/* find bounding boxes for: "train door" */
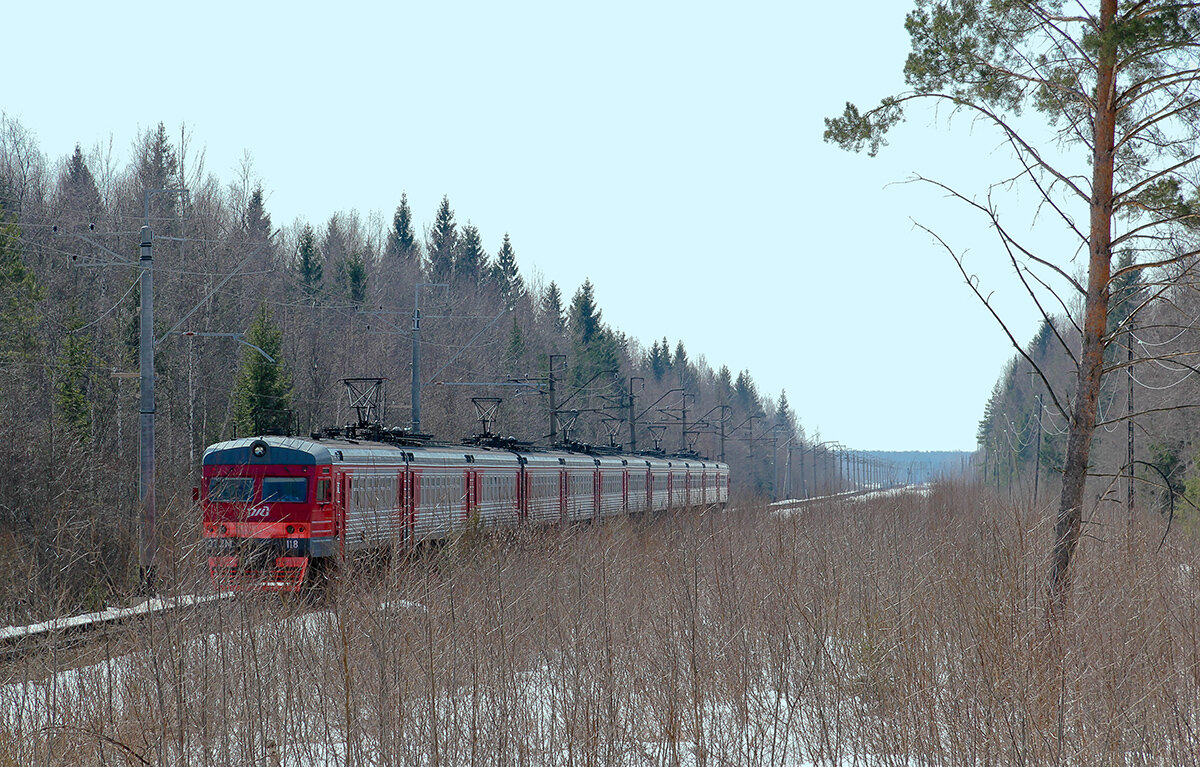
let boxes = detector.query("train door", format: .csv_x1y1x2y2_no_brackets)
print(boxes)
400,462,414,548
559,467,567,524
667,470,674,508
593,468,601,522
473,469,482,518
336,472,350,556
463,468,478,522
622,465,629,513
517,460,528,522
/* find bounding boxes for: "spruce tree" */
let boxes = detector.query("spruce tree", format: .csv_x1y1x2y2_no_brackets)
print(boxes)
734,371,762,416
385,192,421,266
0,206,43,365
337,251,368,305
231,303,293,436
60,145,102,228
296,224,322,297
137,123,180,225
541,281,566,334
456,222,487,286
243,186,272,244
493,233,524,309
505,316,526,370
716,365,733,404
54,306,94,440
568,280,602,346
774,390,797,439
427,195,457,284
648,339,669,381
673,340,691,390
568,280,620,390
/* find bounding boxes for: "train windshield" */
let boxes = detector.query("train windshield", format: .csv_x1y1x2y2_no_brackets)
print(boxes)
262,477,308,503
207,477,255,503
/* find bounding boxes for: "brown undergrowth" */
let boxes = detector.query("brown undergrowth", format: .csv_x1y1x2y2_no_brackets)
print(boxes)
2,482,1198,765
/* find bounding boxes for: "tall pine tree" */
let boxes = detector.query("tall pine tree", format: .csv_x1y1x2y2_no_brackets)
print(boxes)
825,0,1200,601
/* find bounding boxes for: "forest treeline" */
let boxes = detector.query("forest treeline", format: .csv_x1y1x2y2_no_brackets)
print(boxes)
977,247,1200,526
0,117,830,618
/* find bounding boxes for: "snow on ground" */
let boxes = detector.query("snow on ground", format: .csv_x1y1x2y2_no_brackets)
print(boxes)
0,592,232,643
770,484,932,514
1,603,911,767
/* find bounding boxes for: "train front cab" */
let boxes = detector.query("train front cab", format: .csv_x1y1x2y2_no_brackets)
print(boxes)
201,438,334,592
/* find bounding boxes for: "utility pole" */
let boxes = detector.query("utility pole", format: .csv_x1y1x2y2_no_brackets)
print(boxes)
770,426,781,501
410,282,447,434
719,412,726,462
548,354,566,443
811,446,819,496
680,392,691,452
411,288,421,434
137,186,186,596
784,442,792,500
628,377,643,452
1033,393,1044,507
138,224,155,594
798,446,807,498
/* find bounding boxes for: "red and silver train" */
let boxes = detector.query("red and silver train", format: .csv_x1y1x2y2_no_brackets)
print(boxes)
201,435,730,591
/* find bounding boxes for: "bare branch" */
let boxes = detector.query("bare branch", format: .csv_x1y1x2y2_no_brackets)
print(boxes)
917,221,1071,420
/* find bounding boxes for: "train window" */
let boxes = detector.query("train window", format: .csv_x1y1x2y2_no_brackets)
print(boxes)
207,477,255,503
316,478,331,504
263,477,308,503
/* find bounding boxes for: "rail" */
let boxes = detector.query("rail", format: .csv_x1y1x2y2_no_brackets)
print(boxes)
0,592,233,658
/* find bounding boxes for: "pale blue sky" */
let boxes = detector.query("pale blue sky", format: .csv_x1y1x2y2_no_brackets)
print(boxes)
6,1,1084,450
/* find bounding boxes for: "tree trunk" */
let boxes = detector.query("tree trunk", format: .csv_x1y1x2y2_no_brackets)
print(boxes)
1049,0,1119,606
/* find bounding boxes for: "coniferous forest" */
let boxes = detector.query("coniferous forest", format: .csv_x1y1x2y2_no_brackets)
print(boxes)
0,118,835,620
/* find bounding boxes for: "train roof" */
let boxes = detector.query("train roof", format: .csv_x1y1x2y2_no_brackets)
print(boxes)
203,437,333,466
203,435,727,469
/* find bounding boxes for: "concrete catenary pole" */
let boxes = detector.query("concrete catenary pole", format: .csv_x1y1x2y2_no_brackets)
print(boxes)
548,355,565,443
411,285,422,434
628,377,643,452
138,225,156,594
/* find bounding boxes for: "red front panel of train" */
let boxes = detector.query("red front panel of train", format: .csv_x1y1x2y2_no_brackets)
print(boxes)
202,463,331,591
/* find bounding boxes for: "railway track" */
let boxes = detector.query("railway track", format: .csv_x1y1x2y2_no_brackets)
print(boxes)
0,592,234,662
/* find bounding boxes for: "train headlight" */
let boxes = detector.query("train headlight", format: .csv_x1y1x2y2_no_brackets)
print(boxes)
251,441,268,458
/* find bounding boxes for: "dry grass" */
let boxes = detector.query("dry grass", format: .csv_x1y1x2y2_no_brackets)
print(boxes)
2,482,1199,765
